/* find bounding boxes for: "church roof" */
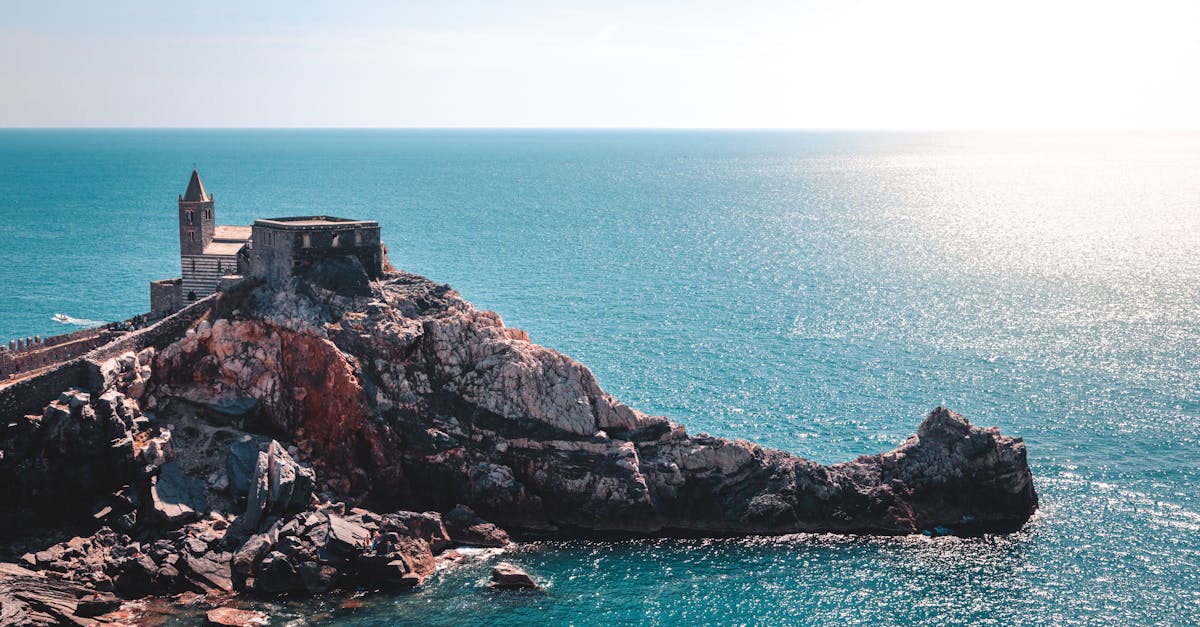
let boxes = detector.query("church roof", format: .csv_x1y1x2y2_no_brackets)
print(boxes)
213,225,252,242
182,169,210,202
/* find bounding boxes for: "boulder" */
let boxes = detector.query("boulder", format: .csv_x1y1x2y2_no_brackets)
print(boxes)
444,505,509,547
326,514,370,555
184,552,233,592
231,532,275,577
382,511,452,553
151,461,206,525
254,551,298,595
490,562,538,590
205,607,269,626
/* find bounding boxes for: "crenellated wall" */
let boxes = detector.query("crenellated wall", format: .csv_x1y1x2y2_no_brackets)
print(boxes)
0,295,217,420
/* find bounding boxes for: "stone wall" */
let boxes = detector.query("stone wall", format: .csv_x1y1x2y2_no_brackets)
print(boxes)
0,360,90,420
1,312,157,381
0,332,114,379
85,294,217,366
0,295,217,420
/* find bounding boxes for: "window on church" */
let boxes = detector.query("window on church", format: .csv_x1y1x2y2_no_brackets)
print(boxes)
302,234,311,248
331,234,340,248
186,211,193,224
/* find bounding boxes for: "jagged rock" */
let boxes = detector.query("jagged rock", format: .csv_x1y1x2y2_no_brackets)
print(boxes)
383,511,452,553
0,563,118,626
238,440,316,532
444,505,509,547
490,562,538,589
206,607,269,626
296,561,338,594
184,551,233,592
254,550,299,594
151,461,206,524
226,436,261,496
326,514,370,555
232,532,275,577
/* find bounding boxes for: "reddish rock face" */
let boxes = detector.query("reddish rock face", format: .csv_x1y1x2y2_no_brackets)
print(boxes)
149,318,390,498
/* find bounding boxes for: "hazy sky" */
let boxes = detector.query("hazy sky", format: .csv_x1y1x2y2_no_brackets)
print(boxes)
3,1,1198,128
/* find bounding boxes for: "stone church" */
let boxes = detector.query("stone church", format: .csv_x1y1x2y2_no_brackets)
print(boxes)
150,169,384,317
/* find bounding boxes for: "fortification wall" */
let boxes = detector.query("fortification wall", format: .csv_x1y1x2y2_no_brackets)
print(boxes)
0,333,115,379
0,295,217,420
0,360,90,420
85,294,216,365
1,313,156,380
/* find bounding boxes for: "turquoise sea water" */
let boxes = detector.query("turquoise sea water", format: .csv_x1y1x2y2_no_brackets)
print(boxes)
1,130,1198,625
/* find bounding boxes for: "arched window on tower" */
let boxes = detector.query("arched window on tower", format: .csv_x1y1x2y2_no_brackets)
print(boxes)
331,234,340,248
186,210,194,224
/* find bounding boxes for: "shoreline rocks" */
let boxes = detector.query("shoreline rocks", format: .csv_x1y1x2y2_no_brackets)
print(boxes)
0,263,1038,613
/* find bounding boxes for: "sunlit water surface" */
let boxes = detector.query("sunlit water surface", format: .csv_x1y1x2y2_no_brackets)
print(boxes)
0,131,1197,625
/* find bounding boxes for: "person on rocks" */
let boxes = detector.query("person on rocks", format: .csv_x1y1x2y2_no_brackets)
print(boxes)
371,532,391,555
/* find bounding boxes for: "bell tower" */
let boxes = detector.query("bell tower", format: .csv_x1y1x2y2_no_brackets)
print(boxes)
179,168,215,256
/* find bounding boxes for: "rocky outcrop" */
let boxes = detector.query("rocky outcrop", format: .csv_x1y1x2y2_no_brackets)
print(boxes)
0,261,1037,605
443,505,510,547
142,266,1034,536
0,562,121,626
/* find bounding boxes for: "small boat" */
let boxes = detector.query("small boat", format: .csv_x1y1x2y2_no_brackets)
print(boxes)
52,313,71,323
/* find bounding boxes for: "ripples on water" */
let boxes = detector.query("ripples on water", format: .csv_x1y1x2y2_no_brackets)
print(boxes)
0,130,1197,624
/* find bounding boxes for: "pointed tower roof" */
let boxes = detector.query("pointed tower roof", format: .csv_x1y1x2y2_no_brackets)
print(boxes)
182,169,210,202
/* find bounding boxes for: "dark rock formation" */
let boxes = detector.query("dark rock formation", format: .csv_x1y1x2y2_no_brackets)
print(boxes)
0,263,1037,606
444,505,510,547
0,562,121,626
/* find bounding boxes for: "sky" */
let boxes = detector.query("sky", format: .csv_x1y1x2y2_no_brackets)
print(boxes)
2,0,1198,129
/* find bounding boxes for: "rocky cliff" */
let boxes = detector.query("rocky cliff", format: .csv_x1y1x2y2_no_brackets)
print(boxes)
0,260,1037,622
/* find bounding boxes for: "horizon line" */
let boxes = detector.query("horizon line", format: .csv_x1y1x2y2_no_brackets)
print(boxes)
3,126,1200,133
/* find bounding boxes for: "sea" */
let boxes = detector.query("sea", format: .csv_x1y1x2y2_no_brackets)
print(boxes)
0,130,1197,625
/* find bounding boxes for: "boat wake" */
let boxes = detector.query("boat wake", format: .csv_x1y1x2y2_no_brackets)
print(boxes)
52,313,105,327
